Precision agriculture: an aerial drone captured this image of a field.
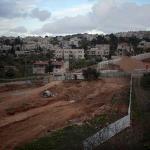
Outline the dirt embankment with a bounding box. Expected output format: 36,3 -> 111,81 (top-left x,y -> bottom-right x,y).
0,78 -> 129,150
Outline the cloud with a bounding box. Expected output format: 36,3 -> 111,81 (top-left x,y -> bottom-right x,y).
33,15 -> 94,35
52,3 -> 93,19
30,8 -> 51,21
0,0 -> 50,21
92,1 -> 150,33
34,0 -> 150,35
0,0 -> 27,18
10,26 -> 27,33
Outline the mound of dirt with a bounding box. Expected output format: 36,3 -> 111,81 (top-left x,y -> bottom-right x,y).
117,56 -> 145,73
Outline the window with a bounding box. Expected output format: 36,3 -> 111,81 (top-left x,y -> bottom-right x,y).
92,51 -> 95,55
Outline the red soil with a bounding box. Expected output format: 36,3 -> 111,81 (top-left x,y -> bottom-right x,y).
0,78 -> 129,150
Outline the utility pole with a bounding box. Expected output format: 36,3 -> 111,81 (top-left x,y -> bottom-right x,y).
24,54 -> 27,77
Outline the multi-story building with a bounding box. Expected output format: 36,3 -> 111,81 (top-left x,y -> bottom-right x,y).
83,33 -> 98,41
53,49 -> 85,60
138,40 -> 150,50
117,43 -> 134,56
69,37 -> 80,47
87,44 -> 110,58
33,61 -> 48,74
23,41 -> 37,51
0,45 -> 11,55
52,61 -> 69,76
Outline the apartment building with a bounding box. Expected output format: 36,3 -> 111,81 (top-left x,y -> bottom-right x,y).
33,61 -> 48,74
69,37 -> 80,47
138,40 -> 150,50
53,49 -> 85,60
117,43 -> 134,56
52,61 -> 69,76
0,45 -> 11,55
87,44 -> 110,57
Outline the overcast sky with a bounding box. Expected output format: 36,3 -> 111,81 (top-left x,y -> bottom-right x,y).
0,0 -> 150,37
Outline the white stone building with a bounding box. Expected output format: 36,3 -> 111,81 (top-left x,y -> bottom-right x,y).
83,33 -> 98,41
53,49 -> 85,60
52,61 -> 69,76
0,45 -> 11,55
69,37 -> 80,47
33,61 -> 48,74
23,41 -> 37,51
87,44 -> 110,58
138,40 -> 150,50
117,43 -> 134,56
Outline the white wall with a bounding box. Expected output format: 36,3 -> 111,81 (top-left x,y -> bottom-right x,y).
83,76 -> 132,150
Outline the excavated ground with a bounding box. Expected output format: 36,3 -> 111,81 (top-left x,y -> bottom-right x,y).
0,78 -> 129,150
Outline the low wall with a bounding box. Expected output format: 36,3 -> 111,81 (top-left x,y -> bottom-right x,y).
83,76 -> 132,150
100,72 -> 130,78
132,52 -> 150,60
83,115 -> 130,150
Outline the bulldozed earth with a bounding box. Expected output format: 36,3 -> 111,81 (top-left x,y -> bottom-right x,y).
0,78 -> 129,150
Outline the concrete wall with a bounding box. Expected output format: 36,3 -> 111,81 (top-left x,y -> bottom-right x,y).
83,76 -> 132,150
83,115 -> 130,150
132,52 -> 150,60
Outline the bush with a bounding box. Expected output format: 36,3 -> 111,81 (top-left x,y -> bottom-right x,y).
141,73 -> 150,89
5,68 -> 16,78
82,68 -> 100,80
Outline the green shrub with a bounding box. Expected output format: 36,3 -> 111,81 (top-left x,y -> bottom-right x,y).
141,73 -> 150,89
82,68 -> 100,80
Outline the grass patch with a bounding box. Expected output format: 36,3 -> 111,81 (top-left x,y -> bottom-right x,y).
111,89 -> 130,105
89,114 -> 108,128
140,73 -> 150,90
131,88 -> 142,121
16,124 -> 98,150
16,114 -> 111,150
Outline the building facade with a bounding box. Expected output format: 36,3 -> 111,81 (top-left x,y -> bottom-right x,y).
53,49 -> 85,60
138,40 -> 150,50
33,61 -> 48,74
117,43 -> 134,56
87,44 -> 110,58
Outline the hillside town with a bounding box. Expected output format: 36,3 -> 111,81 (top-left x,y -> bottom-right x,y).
0,31 -> 150,79
0,0 -> 150,149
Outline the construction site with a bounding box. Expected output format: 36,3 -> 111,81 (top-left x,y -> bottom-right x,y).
0,77 -> 130,150
0,54 -> 149,150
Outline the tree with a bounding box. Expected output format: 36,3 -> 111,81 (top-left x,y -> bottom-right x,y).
82,68 -> 99,80
141,73 -> 150,89
5,68 -> 16,78
128,36 -> 140,55
4,39 -> 10,45
14,36 -> 22,45
0,65 -> 5,78
78,37 -> 89,50
50,37 -> 59,45
71,44 -> 77,49
9,45 -> 15,56
97,35 -> 108,44
109,34 -> 118,55
91,35 -> 108,46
